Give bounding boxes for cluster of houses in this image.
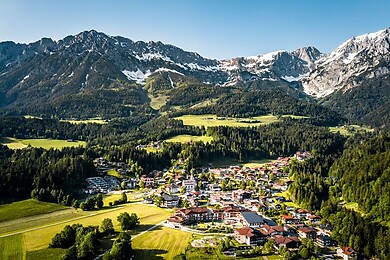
[91,151,357,258]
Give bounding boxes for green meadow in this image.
[0,199,67,223]
[1,137,86,150]
[165,134,214,143]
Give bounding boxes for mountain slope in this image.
[321,75,390,129]
[302,28,390,98]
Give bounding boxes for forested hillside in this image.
[321,75,390,130]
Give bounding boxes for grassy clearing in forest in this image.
[174,114,280,128]
[165,134,214,143]
[0,137,86,150]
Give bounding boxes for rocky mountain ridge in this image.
[0,27,389,105]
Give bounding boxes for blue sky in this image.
[1,0,389,59]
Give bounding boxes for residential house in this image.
[294,151,312,161]
[281,215,302,225]
[294,209,312,219]
[274,236,301,249]
[165,184,180,194]
[141,177,155,188]
[260,224,285,237]
[337,246,358,260]
[316,234,331,248]
[182,179,197,192]
[161,193,180,208]
[308,214,322,223]
[143,198,154,204]
[232,190,252,202]
[298,227,317,240]
[234,226,267,246]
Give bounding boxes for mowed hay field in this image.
[132,227,191,260]
[0,234,24,260]
[165,134,214,143]
[0,137,86,150]
[22,204,171,255]
[174,114,281,128]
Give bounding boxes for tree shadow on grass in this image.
[132,248,168,260]
[129,224,163,235]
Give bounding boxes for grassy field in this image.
[144,147,162,153]
[1,137,86,150]
[242,159,276,168]
[26,248,66,260]
[0,209,86,236]
[273,191,299,208]
[60,118,107,124]
[107,169,122,179]
[329,125,374,136]
[0,199,67,223]
[190,99,218,109]
[22,203,171,253]
[132,226,191,260]
[165,134,214,143]
[149,94,169,110]
[174,114,281,128]
[0,234,24,260]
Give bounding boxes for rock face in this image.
[302,28,390,98]
[0,27,390,103]
[220,47,322,86]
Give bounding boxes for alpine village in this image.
[1,6,390,260]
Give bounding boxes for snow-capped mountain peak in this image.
[302,27,390,98]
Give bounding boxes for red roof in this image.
[341,246,356,256]
[298,227,317,234]
[180,207,209,215]
[235,226,255,238]
[274,236,300,245]
[308,214,321,219]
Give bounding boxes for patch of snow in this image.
[355,28,387,41]
[168,74,174,88]
[186,63,220,71]
[135,52,172,62]
[343,52,359,64]
[20,74,30,84]
[154,68,184,76]
[122,69,151,84]
[263,78,277,81]
[246,50,285,63]
[281,73,308,82]
[5,63,11,67]
[68,72,74,78]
